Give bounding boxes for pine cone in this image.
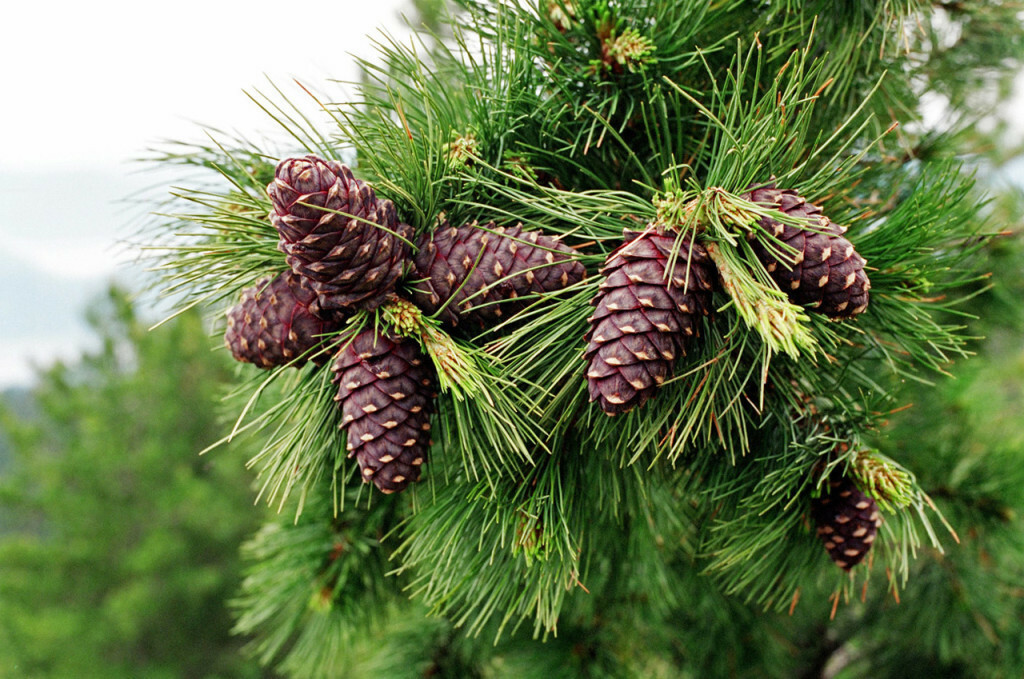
[331,327,436,493]
[811,474,881,570]
[268,155,412,314]
[584,227,715,415]
[745,186,870,319]
[224,270,340,368]
[410,221,585,329]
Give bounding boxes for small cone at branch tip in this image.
[546,0,577,32]
[811,473,882,571]
[331,326,437,493]
[584,226,716,415]
[743,185,870,319]
[224,270,342,369]
[380,295,476,392]
[410,221,586,329]
[851,449,914,508]
[268,155,412,314]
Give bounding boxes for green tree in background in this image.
[853,190,1024,678]
[0,289,266,679]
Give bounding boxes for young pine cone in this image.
[268,155,412,314]
[811,474,881,570]
[224,270,340,368]
[584,228,715,415]
[745,186,870,319]
[410,221,585,329]
[331,327,436,493]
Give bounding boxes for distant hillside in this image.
[0,386,35,473]
[2,385,35,419]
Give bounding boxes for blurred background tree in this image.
[0,289,268,678]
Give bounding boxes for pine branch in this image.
[131,0,1020,670]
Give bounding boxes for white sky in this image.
[0,0,409,171]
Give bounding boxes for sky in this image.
[0,0,409,386]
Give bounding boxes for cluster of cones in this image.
[578,189,875,571]
[584,186,871,416]
[223,155,879,568]
[224,155,584,493]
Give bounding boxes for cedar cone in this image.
[224,270,340,368]
[811,474,881,570]
[410,221,585,329]
[268,155,412,314]
[331,327,436,493]
[745,186,870,319]
[585,227,715,415]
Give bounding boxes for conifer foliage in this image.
[142,0,1023,676]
